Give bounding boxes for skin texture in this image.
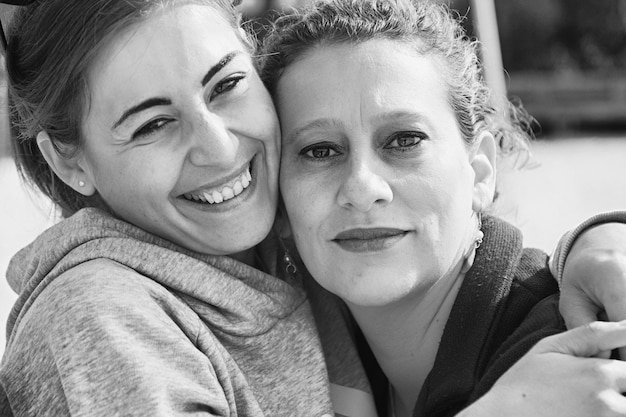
[38,5,280,257]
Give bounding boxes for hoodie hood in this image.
[5,208,305,347]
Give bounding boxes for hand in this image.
[460,321,626,417]
[559,223,626,336]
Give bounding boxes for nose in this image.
[187,109,239,167]
[337,155,393,212]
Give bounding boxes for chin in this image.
[329,279,412,308]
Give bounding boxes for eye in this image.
[132,118,174,141]
[300,142,341,160]
[210,74,246,100]
[385,132,425,150]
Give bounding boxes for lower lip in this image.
[333,232,407,253]
[178,157,260,213]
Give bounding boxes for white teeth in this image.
[212,190,224,204]
[233,181,243,195]
[222,186,234,200]
[184,164,252,205]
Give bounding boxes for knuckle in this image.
[583,361,610,382]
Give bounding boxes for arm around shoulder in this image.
[552,211,626,330]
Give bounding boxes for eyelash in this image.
[384,131,426,151]
[130,74,247,141]
[300,142,343,160]
[298,131,426,161]
[210,74,246,100]
[132,118,174,141]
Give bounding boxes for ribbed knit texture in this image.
[550,210,626,286]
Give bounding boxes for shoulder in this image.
[489,247,560,352]
[510,247,558,302]
[1,260,229,416]
[8,258,202,361]
[33,259,179,320]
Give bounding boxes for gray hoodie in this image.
[0,208,375,417]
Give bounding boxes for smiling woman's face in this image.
[77,4,280,255]
[277,39,490,306]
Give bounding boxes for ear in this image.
[470,131,497,212]
[37,131,96,196]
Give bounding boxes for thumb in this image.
[533,320,626,358]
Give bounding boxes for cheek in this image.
[93,155,177,208]
[281,176,321,239]
[249,88,280,147]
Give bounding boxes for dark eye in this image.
[385,132,425,150]
[210,75,245,100]
[132,118,173,141]
[306,147,337,158]
[301,143,340,160]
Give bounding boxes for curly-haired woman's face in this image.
[276,40,495,306]
[76,4,281,255]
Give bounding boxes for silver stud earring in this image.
[78,180,86,187]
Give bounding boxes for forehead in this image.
[85,4,245,115]
[276,39,452,129]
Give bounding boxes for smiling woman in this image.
[0,0,365,415]
[4,0,626,416]
[35,6,280,257]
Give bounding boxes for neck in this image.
[347,264,465,415]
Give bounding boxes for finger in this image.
[533,321,626,357]
[597,390,626,416]
[607,360,626,393]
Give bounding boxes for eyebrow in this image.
[285,111,430,143]
[372,110,428,125]
[113,51,242,129]
[202,51,241,86]
[113,97,171,129]
[284,118,345,144]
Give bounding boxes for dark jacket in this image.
[359,215,565,417]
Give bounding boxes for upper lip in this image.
[333,227,408,241]
[181,157,252,196]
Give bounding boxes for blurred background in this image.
[1,0,626,356]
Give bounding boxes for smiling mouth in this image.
[183,163,252,205]
[332,228,409,252]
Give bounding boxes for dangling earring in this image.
[461,212,483,274]
[283,250,297,275]
[276,236,297,275]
